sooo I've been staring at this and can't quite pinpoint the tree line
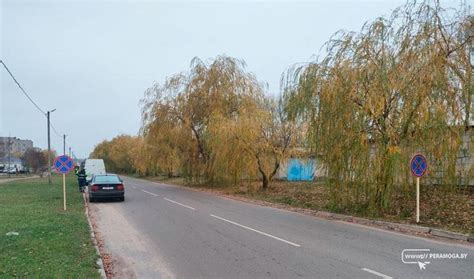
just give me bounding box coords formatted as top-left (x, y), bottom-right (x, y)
top-left (91, 0), bottom-right (472, 214)
top-left (92, 56), bottom-right (299, 189)
top-left (10, 148), bottom-right (57, 174)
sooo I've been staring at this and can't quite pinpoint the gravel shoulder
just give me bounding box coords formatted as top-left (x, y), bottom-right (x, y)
top-left (88, 197), bottom-right (174, 278)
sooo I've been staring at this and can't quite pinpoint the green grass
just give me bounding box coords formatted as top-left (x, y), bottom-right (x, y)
top-left (0, 174), bottom-right (100, 278)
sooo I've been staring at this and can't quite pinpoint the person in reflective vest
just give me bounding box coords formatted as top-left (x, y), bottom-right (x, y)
top-left (77, 168), bottom-right (87, 192)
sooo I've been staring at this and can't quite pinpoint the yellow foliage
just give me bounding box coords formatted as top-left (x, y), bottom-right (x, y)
top-left (283, 0), bottom-right (471, 213)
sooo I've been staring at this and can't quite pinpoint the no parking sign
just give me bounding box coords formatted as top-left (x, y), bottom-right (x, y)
top-left (410, 154), bottom-right (428, 223)
top-left (410, 154), bottom-right (427, 177)
top-left (53, 155), bottom-right (75, 174)
top-left (53, 155), bottom-right (75, 211)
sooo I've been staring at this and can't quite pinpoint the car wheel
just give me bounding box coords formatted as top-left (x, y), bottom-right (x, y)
top-left (89, 197), bottom-right (95, 203)
top-left (120, 197), bottom-right (125, 202)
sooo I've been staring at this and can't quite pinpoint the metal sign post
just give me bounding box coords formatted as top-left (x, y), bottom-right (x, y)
top-left (63, 173), bottom-right (66, 210)
top-left (416, 176), bottom-right (420, 223)
top-left (410, 154), bottom-right (427, 223)
top-left (53, 155), bottom-right (75, 211)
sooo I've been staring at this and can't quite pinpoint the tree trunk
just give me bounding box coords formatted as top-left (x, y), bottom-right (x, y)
top-left (256, 153), bottom-right (269, 190)
top-left (262, 174), bottom-right (269, 190)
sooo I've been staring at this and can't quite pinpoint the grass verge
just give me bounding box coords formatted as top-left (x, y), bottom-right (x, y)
top-left (0, 174), bottom-right (99, 277)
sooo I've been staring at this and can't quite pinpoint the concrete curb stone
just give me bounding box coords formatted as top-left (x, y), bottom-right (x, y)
top-left (297, 209), bottom-right (469, 242)
top-left (82, 192), bottom-right (107, 279)
top-left (303, 209), bottom-right (467, 241)
top-left (430, 229), bottom-right (469, 241)
top-left (396, 223), bottom-right (431, 234)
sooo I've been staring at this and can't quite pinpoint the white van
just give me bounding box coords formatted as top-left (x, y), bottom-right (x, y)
top-left (84, 159), bottom-right (106, 182)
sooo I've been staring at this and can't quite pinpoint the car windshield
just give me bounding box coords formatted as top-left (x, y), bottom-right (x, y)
top-left (93, 175), bottom-right (121, 184)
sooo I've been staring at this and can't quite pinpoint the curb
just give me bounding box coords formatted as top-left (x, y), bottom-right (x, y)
top-left (430, 228), bottom-right (470, 241)
top-left (82, 192), bottom-right (107, 279)
top-left (314, 211), bottom-right (470, 242)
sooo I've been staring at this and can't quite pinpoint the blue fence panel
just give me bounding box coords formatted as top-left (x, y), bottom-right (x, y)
top-left (287, 159), bottom-right (315, 181)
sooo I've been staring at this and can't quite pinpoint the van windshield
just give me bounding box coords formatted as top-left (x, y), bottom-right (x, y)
top-left (93, 175), bottom-right (121, 184)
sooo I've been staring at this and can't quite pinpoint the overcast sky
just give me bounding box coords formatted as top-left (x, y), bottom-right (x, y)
top-left (1, 0), bottom-right (467, 158)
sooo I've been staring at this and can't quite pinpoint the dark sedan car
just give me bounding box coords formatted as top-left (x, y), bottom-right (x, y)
top-left (88, 174), bottom-right (125, 202)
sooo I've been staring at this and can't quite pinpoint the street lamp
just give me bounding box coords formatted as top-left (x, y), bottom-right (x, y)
top-left (47, 109), bottom-right (56, 185)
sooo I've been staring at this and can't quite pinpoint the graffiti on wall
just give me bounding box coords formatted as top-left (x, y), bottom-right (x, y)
top-left (287, 159), bottom-right (315, 181)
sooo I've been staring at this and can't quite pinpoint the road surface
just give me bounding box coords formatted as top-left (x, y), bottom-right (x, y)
top-left (89, 176), bottom-right (473, 278)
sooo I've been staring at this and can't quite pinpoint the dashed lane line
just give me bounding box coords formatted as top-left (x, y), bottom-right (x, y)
top-left (164, 197), bottom-right (196, 211)
top-left (361, 268), bottom-right (393, 279)
top-left (210, 214), bottom-right (301, 247)
top-left (141, 189), bottom-right (159, 197)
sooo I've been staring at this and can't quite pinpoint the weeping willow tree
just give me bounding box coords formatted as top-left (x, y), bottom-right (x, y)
top-left (140, 55), bottom-right (297, 188)
top-left (182, 56), bottom-right (266, 182)
top-left (284, 0), bottom-right (472, 214)
top-left (141, 55), bottom-right (269, 183)
top-left (140, 74), bottom-right (187, 177)
top-left (211, 95), bottom-right (297, 189)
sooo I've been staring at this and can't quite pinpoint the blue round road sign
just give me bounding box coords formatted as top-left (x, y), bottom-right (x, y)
top-left (53, 155), bottom-right (75, 174)
top-left (410, 154), bottom-right (427, 177)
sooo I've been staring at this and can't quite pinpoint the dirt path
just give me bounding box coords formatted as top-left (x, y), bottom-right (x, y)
top-left (0, 175), bottom-right (40, 184)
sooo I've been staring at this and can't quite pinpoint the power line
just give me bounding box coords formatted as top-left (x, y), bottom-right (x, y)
top-left (50, 122), bottom-right (62, 137)
top-left (0, 60), bottom-right (46, 115)
top-left (1, 60), bottom-right (64, 137)
top-left (1, 59), bottom-right (70, 163)
top-left (1, 59), bottom-right (66, 137)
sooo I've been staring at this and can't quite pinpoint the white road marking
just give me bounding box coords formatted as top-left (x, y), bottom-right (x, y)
top-left (361, 268), bottom-right (392, 279)
top-left (141, 190), bottom-right (158, 197)
top-left (210, 214), bottom-right (301, 247)
top-left (164, 198), bottom-right (196, 211)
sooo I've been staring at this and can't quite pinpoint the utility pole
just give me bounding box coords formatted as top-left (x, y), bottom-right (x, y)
top-left (69, 147), bottom-right (71, 157)
top-left (47, 109), bottom-right (55, 185)
top-left (63, 134), bottom-right (66, 156)
top-left (71, 151), bottom-right (76, 165)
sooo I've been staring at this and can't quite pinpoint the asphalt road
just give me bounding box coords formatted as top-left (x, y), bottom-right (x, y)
top-left (90, 176), bottom-right (473, 279)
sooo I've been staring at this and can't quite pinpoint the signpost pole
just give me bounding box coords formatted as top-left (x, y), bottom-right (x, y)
top-left (53, 155), bottom-right (74, 211)
top-left (63, 173), bottom-right (66, 211)
top-left (416, 177), bottom-right (420, 223)
top-left (411, 154), bottom-right (427, 224)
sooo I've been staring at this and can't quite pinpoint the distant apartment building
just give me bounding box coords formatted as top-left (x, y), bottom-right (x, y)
top-left (0, 137), bottom-right (34, 156)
